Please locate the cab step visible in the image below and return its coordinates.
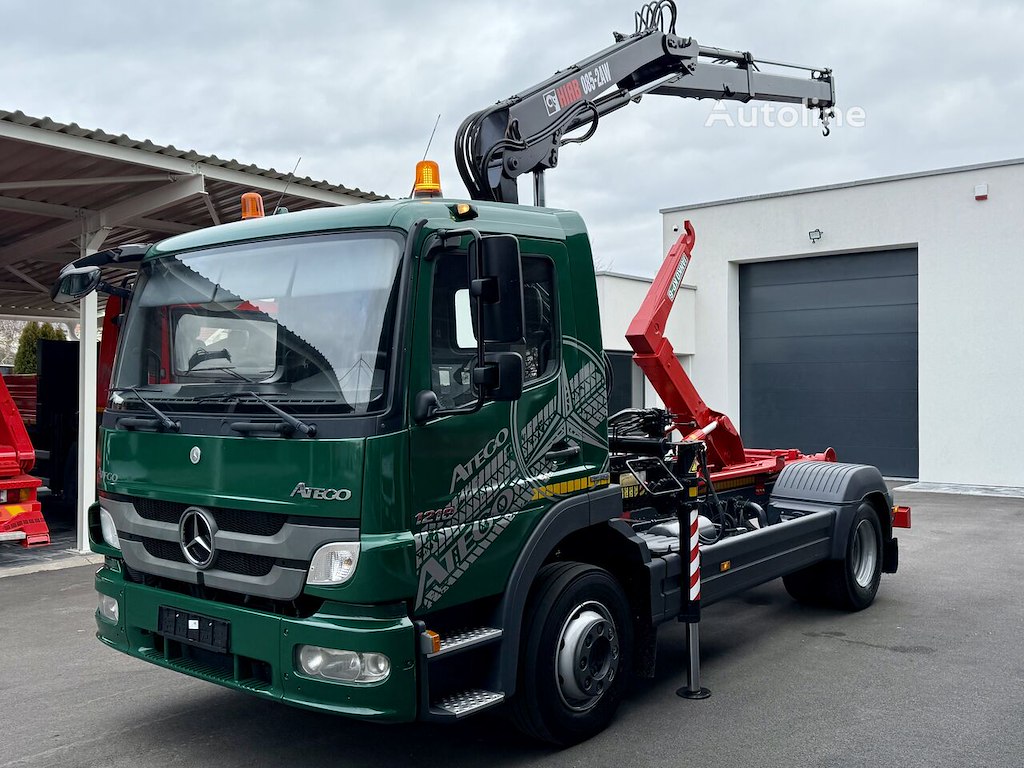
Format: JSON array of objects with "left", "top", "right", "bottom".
[
  {"left": 423, "top": 627, "right": 503, "bottom": 658},
  {"left": 429, "top": 689, "right": 505, "bottom": 719}
]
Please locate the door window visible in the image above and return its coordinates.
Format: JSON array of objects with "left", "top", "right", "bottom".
[{"left": 430, "top": 253, "right": 557, "bottom": 408}]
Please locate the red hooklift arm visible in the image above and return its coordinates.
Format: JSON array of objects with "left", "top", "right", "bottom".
[
  {"left": 625, "top": 222, "right": 746, "bottom": 469},
  {"left": 625, "top": 221, "right": 834, "bottom": 475}
]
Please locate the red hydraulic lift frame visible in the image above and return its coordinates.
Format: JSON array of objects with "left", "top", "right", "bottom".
[{"left": 625, "top": 220, "right": 836, "bottom": 482}]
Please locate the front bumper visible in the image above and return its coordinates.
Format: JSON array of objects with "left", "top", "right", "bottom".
[{"left": 95, "top": 565, "right": 418, "bottom": 721}]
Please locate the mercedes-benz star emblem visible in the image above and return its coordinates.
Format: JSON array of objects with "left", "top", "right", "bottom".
[
  {"left": 179, "top": 507, "right": 217, "bottom": 569},
  {"left": 189, "top": 446, "right": 201, "bottom": 465}
]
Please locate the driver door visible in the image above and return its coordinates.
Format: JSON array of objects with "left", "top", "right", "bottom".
[{"left": 408, "top": 237, "right": 591, "bottom": 614}]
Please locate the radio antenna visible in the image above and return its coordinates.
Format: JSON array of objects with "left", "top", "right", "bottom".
[
  {"left": 422, "top": 113, "right": 442, "bottom": 160},
  {"left": 272, "top": 156, "right": 302, "bottom": 215},
  {"left": 408, "top": 114, "right": 443, "bottom": 197}
]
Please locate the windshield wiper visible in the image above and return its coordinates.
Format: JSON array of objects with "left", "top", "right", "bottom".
[
  {"left": 198, "top": 391, "right": 317, "bottom": 437},
  {"left": 110, "top": 388, "right": 180, "bottom": 432}
]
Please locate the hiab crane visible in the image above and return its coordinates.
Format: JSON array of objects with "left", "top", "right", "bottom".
[
  {"left": 456, "top": 0, "right": 836, "bottom": 206},
  {"left": 52, "top": 0, "right": 908, "bottom": 747}
]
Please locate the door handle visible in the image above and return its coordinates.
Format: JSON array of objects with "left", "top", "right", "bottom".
[{"left": 545, "top": 442, "right": 580, "bottom": 462}]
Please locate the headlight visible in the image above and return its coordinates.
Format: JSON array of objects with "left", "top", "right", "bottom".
[
  {"left": 306, "top": 542, "right": 359, "bottom": 585},
  {"left": 98, "top": 594, "right": 119, "bottom": 623},
  {"left": 99, "top": 507, "right": 120, "bottom": 550},
  {"left": 295, "top": 644, "right": 390, "bottom": 684}
]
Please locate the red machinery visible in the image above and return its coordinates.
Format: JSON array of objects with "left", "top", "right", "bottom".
[
  {"left": 626, "top": 221, "right": 836, "bottom": 486},
  {"left": 0, "top": 374, "right": 46, "bottom": 547}
]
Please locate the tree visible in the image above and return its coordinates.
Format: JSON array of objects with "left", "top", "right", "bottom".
[
  {"left": 13, "top": 322, "right": 67, "bottom": 374},
  {"left": 0, "top": 320, "right": 22, "bottom": 366}
]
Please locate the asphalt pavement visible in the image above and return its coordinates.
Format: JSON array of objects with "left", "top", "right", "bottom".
[{"left": 2, "top": 488, "right": 1022, "bottom": 768}]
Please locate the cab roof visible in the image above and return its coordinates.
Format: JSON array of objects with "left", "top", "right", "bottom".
[{"left": 148, "top": 198, "right": 588, "bottom": 258}]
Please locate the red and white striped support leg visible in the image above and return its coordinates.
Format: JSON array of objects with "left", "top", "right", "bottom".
[
  {"left": 677, "top": 503, "right": 711, "bottom": 699},
  {"left": 689, "top": 507, "right": 701, "bottom": 604}
]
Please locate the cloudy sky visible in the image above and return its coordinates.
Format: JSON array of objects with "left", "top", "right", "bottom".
[{"left": 4, "top": 0, "right": 1022, "bottom": 275}]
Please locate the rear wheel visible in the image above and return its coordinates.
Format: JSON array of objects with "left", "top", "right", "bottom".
[
  {"left": 782, "top": 562, "right": 826, "bottom": 604},
  {"left": 783, "top": 503, "right": 883, "bottom": 611},
  {"left": 509, "top": 562, "right": 633, "bottom": 746},
  {"left": 823, "top": 503, "right": 883, "bottom": 611}
]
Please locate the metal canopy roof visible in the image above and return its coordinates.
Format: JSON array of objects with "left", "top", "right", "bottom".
[{"left": 0, "top": 110, "right": 385, "bottom": 319}]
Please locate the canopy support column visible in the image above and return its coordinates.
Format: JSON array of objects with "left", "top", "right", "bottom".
[{"left": 75, "top": 227, "right": 105, "bottom": 554}]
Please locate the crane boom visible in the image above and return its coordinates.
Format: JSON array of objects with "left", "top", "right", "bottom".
[{"left": 456, "top": 0, "right": 835, "bottom": 205}]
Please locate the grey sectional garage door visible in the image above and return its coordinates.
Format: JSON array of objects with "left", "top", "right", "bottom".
[{"left": 739, "top": 249, "right": 918, "bottom": 477}]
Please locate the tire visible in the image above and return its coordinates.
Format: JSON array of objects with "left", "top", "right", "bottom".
[
  {"left": 783, "top": 503, "right": 883, "bottom": 610},
  {"left": 509, "top": 562, "right": 633, "bottom": 746},
  {"left": 782, "top": 562, "right": 827, "bottom": 605},
  {"left": 822, "top": 502, "right": 883, "bottom": 611}
]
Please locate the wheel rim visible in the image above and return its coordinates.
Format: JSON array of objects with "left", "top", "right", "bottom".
[
  {"left": 851, "top": 519, "right": 879, "bottom": 588},
  {"left": 555, "top": 600, "right": 620, "bottom": 712}
]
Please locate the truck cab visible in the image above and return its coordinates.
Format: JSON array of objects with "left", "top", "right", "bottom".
[{"left": 85, "top": 198, "right": 624, "bottom": 727}]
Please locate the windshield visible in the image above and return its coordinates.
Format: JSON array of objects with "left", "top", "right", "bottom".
[{"left": 111, "top": 231, "right": 405, "bottom": 414}]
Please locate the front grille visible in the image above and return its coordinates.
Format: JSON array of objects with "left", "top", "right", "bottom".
[
  {"left": 133, "top": 498, "right": 286, "bottom": 536},
  {"left": 143, "top": 538, "right": 187, "bottom": 563},
  {"left": 215, "top": 550, "right": 275, "bottom": 577},
  {"left": 108, "top": 492, "right": 352, "bottom": 608},
  {"left": 123, "top": 562, "right": 324, "bottom": 618},
  {"left": 141, "top": 537, "right": 275, "bottom": 577}
]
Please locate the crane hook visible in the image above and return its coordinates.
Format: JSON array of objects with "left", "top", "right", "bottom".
[{"left": 819, "top": 106, "right": 834, "bottom": 137}]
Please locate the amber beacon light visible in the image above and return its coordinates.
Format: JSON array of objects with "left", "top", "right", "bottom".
[
  {"left": 241, "top": 192, "right": 266, "bottom": 219},
  {"left": 412, "top": 160, "right": 442, "bottom": 198}
]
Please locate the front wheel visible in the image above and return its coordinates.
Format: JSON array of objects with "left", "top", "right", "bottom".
[{"left": 509, "top": 562, "right": 633, "bottom": 746}]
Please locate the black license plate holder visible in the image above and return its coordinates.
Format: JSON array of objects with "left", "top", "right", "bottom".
[{"left": 158, "top": 606, "right": 230, "bottom": 653}]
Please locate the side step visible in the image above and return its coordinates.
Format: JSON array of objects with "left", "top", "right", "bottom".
[
  {"left": 425, "top": 627, "right": 503, "bottom": 658},
  {"left": 429, "top": 689, "right": 505, "bottom": 719}
]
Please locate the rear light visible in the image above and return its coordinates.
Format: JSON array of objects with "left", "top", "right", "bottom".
[
  {"left": 892, "top": 505, "right": 912, "bottom": 529},
  {"left": 0, "top": 487, "right": 33, "bottom": 504}
]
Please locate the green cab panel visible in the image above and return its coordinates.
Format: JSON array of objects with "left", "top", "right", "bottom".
[
  {"left": 406, "top": 232, "right": 610, "bottom": 614},
  {"left": 99, "top": 428, "right": 364, "bottom": 518},
  {"left": 95, "top": 566, "right": 418, "bottom": 721}
]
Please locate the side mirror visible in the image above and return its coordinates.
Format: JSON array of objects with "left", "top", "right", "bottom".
[
  {"left": 473, "top": 234, "right": 524, "bottom": 344},
  {"left": 50, "top": 243, "right": 150, "bottom": 305},
  {"left": 50, "top": 265, "right": 102, "bottom": 304},
  {"left": 473, "top": 352, "right": 524, "bottom": 402},
  {"left": 412, "top": 390, "right": 441, "bottom": 424}
]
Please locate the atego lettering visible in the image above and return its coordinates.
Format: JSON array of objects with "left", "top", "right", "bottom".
[
  {"left": 449, "top": 428, "right": 510, "bottom": 494},
  {"left": 290, "top": 482, "right": 352, "bottom": 502}
]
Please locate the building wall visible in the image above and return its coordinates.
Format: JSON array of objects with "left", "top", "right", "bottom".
[
  {"left": 596, "top": 272, "right": 696, "bottom": 411},
  {"left": 595, "top": 272, "right": 695, "bottom": 354},
  {"left": 661, "top": 161, "right": 1024, "bottom": 486}
]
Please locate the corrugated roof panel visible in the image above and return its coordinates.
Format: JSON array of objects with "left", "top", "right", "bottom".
[
  {"left": 0, "top": 110, "right": 384, "bottom": 200},
  {"left": 0, "top": 109, "right": 390, "bottom": 317}
]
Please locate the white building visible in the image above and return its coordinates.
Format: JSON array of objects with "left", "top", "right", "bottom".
[
  {"left": 657, "top": 158, "right": 1024, "bottom": 487},
  {"left": 595, "top": 271, "right": 695, "bottom": 416}
]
